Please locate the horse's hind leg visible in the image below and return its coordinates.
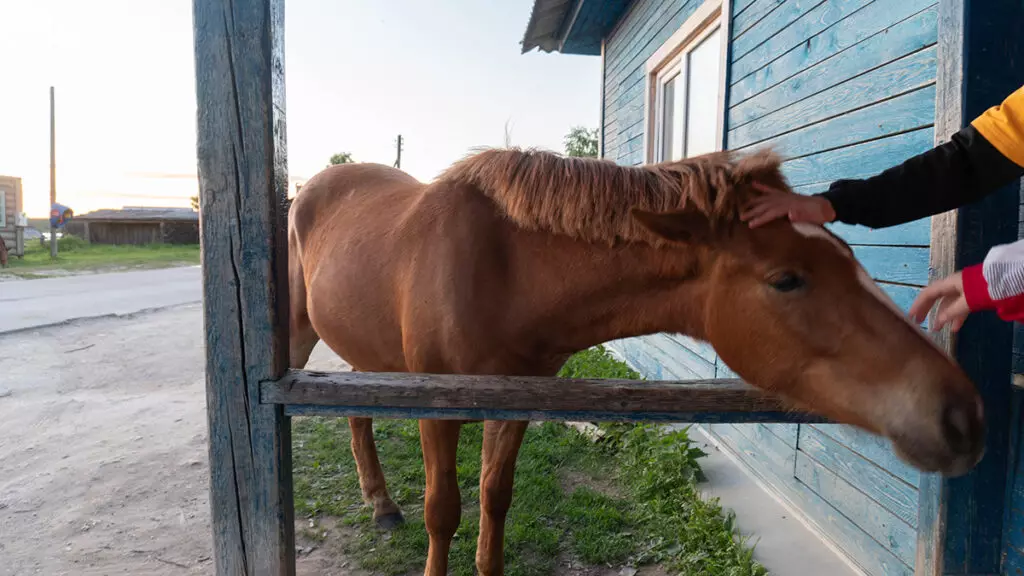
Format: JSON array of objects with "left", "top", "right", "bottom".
[
  {"left": 348, "top": 417, "right": 404, "bottom": 528},
  {"left": 420, "top": 419, "right": 463, "bottom": 576},
  {"left": 288, "top": 237, "right": 319, "bottom": 369},
  {"left": 476, "top": 420, "right": 528, "bottom": 576}
]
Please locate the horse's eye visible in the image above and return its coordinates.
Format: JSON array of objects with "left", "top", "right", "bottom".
[{"left": 769, "top": 272, "right": 805, "bottom": 292}]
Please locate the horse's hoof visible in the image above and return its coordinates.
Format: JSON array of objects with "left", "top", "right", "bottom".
[{"left": 375, "top": 511, "right": 405, "bottom": 530}]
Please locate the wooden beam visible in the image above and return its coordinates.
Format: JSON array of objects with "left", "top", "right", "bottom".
[
  {"left": 193, "top": 0, "right": 294, "bottom": 574},
  {"left": 261, "top": 370, "right": 826, "bottom": 423}
]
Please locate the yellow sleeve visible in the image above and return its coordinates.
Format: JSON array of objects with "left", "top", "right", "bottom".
[{"left": 971, "top": 84, "right": 1024, "bottom": 168}]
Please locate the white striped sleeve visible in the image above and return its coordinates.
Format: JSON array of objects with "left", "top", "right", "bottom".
[{"left": 982, "top": 238, "right": 1024, "bottom": 301}]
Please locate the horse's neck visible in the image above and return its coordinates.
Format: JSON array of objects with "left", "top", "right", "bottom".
[{"left": 509, "top": 231, "right": 712, "bottom": 355}]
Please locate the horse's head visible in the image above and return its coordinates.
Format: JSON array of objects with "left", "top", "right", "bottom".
[{"left": 631, "top": 153, "right": 984, "bottom": 477}]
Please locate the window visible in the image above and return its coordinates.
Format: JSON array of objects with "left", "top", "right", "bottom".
[
  {"left": 644, "top": 0, "right": 727, "bottom": 163},
  {"left": 0, "top": 191, "right": 6, "bottom": 229}
]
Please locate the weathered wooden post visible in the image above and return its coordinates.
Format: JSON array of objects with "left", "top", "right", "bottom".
[{"left": 193, "top": 0, "right": 294, "bottom": 573}]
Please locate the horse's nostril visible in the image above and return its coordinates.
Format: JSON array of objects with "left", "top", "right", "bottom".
[{"left": 942, "top": 402, "right": 978, "bottom": 455}]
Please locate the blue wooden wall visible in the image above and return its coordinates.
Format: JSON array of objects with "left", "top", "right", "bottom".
[{"left": 601, "top": 1, "right": 942, "bottom": 574}]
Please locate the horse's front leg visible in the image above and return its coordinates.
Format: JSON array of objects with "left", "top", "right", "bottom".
[
  {"left": 420, "top": 419, "right": 463, "bottom": 576},
  {"left": 348, "top": 417, "right": 404, "bottom": 528},
  {"left": 476, "top": 420, "right": 529, "bottom": 576}
]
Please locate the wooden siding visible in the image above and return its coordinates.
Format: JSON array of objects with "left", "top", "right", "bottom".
[{"left": 602, "top": 1, "right": 941, "bottom": 574}]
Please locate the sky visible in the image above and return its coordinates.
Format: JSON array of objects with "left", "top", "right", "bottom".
[{"left": 0, "top": 0, "right": 601, "bottom": 217}]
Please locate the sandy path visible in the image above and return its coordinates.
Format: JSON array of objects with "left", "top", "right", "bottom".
[{"left": 0, "top": 305, "right": 351, "bottom": 576}]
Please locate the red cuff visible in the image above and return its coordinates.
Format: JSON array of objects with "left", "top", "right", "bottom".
[{"left": 962, "top": 263, "right": 996, "bottom": 311}]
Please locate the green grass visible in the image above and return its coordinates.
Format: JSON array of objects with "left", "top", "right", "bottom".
[
  {"left": 292, "top": 346, "right": 767, "bottom": 576},
  {"left": 4, "top": 235, "right": 199, "bottom": 277}
]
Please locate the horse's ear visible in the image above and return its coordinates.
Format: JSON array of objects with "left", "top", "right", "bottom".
[{"left": 631, "top": 208, "right": 713, "bottom": 244}]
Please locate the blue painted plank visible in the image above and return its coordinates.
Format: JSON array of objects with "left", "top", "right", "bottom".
[
  {"left": 608, "top": 337, "right": 668, "bottom": 380},
  {"left": 732, "top": 0, "right": 786, "bottom": 40},
  {"left": 729, "top": 6, "right": 938, "bottom": 128},
  {"left": 781, "top": 128, "right": 934, "bottom": 186},
  {"left": 644, "top": 333, "right": 716, "bottom": 379},
  {"left": 604, "top": 0, "right": 699, "bottom": 94},
  {"left": 609, "top": 335, "right": 715, "bottom": 381},
  {"left": 1005, "top": 508, "right": 1024, "bottom": 566},
  {"left": 705, "top": 422, "right": 913, "bottom": 576},
  {"left": 719, "top": 422, "right": 796, "bottom": 478},
  {"left": 730, "top": 0, "right": 937, "bottom": 105},
  {"left": 875, "top": 282, "right": 924, "bottom": 318},
  {"left": 1006, "top": 546, "right": 1024, "bottom": 576},
  {"left": 729, "top": 47, "right": 937, "bottom": 150},
  {"left": 603, "top": 0, "right": 656, "bottom": 65},
  {"left": 853, "top": 245, "right": 929, "bottom": 286},
  {"left": 733, "top": 0, "right": 762, "bottom": 19},
  {"left": 664, "top": 333, "right": 717, "bottom": 364},
  {"left": 716, "top": 361, "right": 738, "bottom": 379},
  {"left": 795, "top": 452, "right": 917, "bottom": 566},
  {"left": 763, "top": 423, "right": 799, "bottom": 447},
  {"left": 603, "top": 0, "right": 667, "bottom": 76},
  {"left": 747, "top": 85, "right": 935, "bottom": 159},
  {"left": 810, "top": 424, "right": 920, "bottom": 488},
  {"left": 732, "top": 0, "right": 828, "bottom": 62},
  {"left": 798, "top": 425, "right": 919, "bottom": 526},
  {"left": 829, "top": 220, "right": 931, "bottom": 249},
  {"left": 730, "top": 0, "right": 874, "bottom": 83}
]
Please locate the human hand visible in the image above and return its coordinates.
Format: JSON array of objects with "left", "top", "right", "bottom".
[
  {"left": 909, "top": 272, "right": 970, "bottom": 332},
  {"left": 740, "top": 183, "right": 837, "bottom": 228}
]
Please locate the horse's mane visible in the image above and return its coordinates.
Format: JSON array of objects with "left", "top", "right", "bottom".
[{"left": 436, "top": 147, "right": 786, "bottom": 246}]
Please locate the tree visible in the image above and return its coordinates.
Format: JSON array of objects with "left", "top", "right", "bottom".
[
  {"left": 564, "top": 126, "right": 599, "bottom": 158},
  {"left": 329, "top": 152, "right": 355, "bottom": 166},
  {"left": 190, "top": 195, "right": 199, "bottom": 211}
]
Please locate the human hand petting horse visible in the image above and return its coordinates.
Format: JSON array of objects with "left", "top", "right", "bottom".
[{"left": 289, "top": 147, "right": 984, "bottom": 576}]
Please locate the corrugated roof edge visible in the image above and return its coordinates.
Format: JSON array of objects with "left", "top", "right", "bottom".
[{"left": 520, "top": 0, "right": 574, "bottom": 54}]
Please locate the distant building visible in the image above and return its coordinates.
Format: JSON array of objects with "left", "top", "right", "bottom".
[
  {"left": 65, "top": 206, "right": 199, "bottom": 245},
  {"left": 0, "top": 175, "right": 25, "bottom": 257}
]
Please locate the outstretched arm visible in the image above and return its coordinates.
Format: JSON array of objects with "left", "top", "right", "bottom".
[
  {"left": 742, "top": 85, "right": 1024, "bottom": 229},
  {"left": 910, "top": 238, "right": 1024, "bottom": 330}
]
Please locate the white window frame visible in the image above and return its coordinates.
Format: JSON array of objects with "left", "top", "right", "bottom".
[{"left": 642, "top": 0, "right": 730, "bottom": 164}]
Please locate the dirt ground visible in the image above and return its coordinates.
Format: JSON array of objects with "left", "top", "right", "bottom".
[
  {"left": 0, "top": 305, "right": 675, "bottom": 576},
  {"left": 0, "top": 304, "right": 354, "bottom": 576}
]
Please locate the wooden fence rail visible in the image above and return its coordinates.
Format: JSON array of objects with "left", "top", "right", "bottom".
[{"left": 261, "top": 370, "right": 826, "bottom": 423}]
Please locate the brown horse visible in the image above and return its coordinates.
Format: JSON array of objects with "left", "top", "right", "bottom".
[{"left": 288, "top": 148, "right": 984, "bottom": 576}]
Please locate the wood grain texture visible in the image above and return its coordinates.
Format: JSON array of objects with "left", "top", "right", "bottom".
[
  {"left": 795, "top": 452, "right": 917, "bottom": 567},
  {"left": 852, "top": 245, "right": 930, "bottom": 286},
  {"left": 729, "top": 6, "right": 938, "bottom": 128},
  {"left": 282, "top": 404, "right": 822, "bottom": 424},
  {"left": 748, "top": 84, "right": 936, "bottom": 159},
  {"left": 730, "top": 47, "right": 937, "bottom": 151},
  {"left": 193, "top": 0, "right": 294, "bottom": 574},
  {"left": 262, "top": 370, "right": 827, "bottom": 423},
  {"left": 731, "top": 0, "right": 825, "bottom": 62},
  {"left": 811, "top": 424, "right": 921, "bottom": 488},
  {"left": 706, "top": 422, "right": 913, "bottom": 576},
  {"left": 732, "top": 0, "right": 785, "bottom": 40},
  {"left": 729, "top": 0, "right": 936, "bottom": 105},
  {"left": 798, "top": 426, "right": 920, "bottom": 528},
  {"left": 729, "top": 0, "right": 873, "bottom": 83},
  {"left": 781, "top": 127, "right": 935, "bottom": 187}
]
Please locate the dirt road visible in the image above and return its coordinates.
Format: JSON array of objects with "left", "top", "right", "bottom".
[{"left": 0, "top": 305, "right": 349, "bottom": 576}]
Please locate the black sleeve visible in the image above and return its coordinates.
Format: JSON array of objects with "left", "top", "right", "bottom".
[{"left": 817, "top": 126, "right": 1024, "bottom": 229}]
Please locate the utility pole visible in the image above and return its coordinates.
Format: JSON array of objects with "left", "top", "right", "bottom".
[
  {"left": 393, "top": 134, "right": 403, "bottom": 169},
  {"left": 50, "top": 86, "right": 57, "bottom": 259}
]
